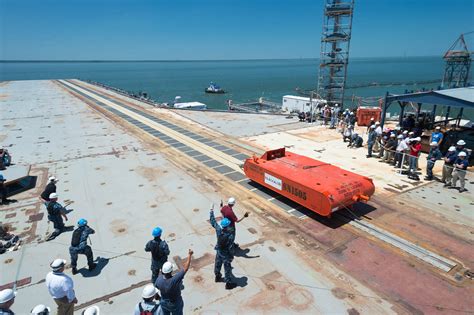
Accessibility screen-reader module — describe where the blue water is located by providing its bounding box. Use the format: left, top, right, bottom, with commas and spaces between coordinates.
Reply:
0, 57, 471, 117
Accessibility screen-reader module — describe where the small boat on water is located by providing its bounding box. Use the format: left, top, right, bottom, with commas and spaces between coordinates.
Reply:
205, 82, 226, 94
172, 96, 207, 110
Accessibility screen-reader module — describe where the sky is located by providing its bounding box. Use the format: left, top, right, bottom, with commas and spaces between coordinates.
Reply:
0, 0, 473, 60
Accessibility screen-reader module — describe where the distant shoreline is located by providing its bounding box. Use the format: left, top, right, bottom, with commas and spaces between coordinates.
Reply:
0, 56, 440, 63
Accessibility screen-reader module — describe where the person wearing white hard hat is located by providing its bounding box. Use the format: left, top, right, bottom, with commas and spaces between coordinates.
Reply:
348, 111, 356, 127
450, 151, 469, 192
220, 197, 249, 247
407, 137, 422, 178
133, 285, 160, 315
45, 193, 69, 241
31, 304, 50, 315
45, 259, 77, 315
381, 133, 397, 163
455, 140, 468, 157
394, 134, 408, 168
330, 104, 340, 129
425, 142, 442, 181
0, 288, 16, 314
40, 176, 58, 203
366, 125, 377, 158
373, 122, 383, 153
430, 126, 443, 145
82, 305, 100, 315
442, 146, 458, 185
155, 249, 193, 314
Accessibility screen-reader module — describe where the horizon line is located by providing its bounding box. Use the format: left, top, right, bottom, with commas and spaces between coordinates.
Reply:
0, 56, 442, 63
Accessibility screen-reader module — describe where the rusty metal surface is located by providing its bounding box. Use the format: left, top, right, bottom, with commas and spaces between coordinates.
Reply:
1, 79, 473, 314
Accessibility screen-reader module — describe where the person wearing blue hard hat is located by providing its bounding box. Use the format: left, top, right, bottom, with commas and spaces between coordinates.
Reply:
69, 219, 96, 275
210, 204, 237, 290
145, 226, 170, 284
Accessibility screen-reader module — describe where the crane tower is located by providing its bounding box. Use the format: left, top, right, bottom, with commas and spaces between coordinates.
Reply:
442, 33, 472, 88
317, 0, 355, 106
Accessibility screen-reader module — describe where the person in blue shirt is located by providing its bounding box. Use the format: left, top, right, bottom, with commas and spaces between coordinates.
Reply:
366, 125, 376, 158
210, 204, 237, 290
430, 126, 444, 145
450, 151, 469, 193
45, 193, 68, 241
69, 219, 96, 275
442, 146, 458, 185
455, 140, 469, 157
425, 142, 442, 181
145, 227, 170, 284
155, 249, 193, 315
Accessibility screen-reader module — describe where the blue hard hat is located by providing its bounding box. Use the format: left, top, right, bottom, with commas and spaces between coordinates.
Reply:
0, 174, 5, 181
77, 218, 87, 227
152, 227, 162, 237
220, 218, 231, 228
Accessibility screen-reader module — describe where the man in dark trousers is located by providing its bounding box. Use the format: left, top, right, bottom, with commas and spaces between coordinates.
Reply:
220, 197, 249, 247
69, 218, 96, 275
155, 249, 193, 315
211, 204, 237, 290
145, 226, 170, 284
40, 176, 58, 203
0, 175, 7, 205
46, 193, 68, 241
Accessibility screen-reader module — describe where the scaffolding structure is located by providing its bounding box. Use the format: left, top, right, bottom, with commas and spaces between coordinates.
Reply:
317, 0, 355, 106
442, 33, 472, 88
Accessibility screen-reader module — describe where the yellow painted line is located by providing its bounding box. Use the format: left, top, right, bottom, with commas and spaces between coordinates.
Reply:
60, 80, 244, 174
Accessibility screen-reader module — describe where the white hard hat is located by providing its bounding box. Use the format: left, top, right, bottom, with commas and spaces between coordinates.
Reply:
408, 131, 414, 135
0, 289, 16, 304
458, 151, 467, 157
49, 193, 58, 199
403, 130, 408, 134
430, 142, 438, 146
457, 140, 466, 146
397, 135, 403, 139
414, 137, 421, 141
141, 285, 158, 299
435, 126, 441, 130
162, 262, 174, 274
335, 103, 339, 106
50, 258, 66, 271
31, 304, 51, 315
48, 176, 58, 182
370, 125, 376, 129
390, 133, 396, 137
370, 117, 374, 121
448, 146, 456, 152
375, 121, 380, 125
395, 126, 401, 130
350, 112, 354, 115
227, 197, 236, 206
82, 306, 100, 315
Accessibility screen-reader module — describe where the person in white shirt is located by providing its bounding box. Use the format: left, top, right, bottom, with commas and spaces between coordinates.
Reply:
374, 121, 383, 152
45, 259, 77, 315
394, 135, 409, 168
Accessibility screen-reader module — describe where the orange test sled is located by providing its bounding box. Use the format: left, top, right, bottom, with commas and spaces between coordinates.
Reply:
243, 148, 375, 217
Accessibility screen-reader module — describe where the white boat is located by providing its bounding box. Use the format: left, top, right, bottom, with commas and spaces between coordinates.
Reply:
173, 101, 207, 110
